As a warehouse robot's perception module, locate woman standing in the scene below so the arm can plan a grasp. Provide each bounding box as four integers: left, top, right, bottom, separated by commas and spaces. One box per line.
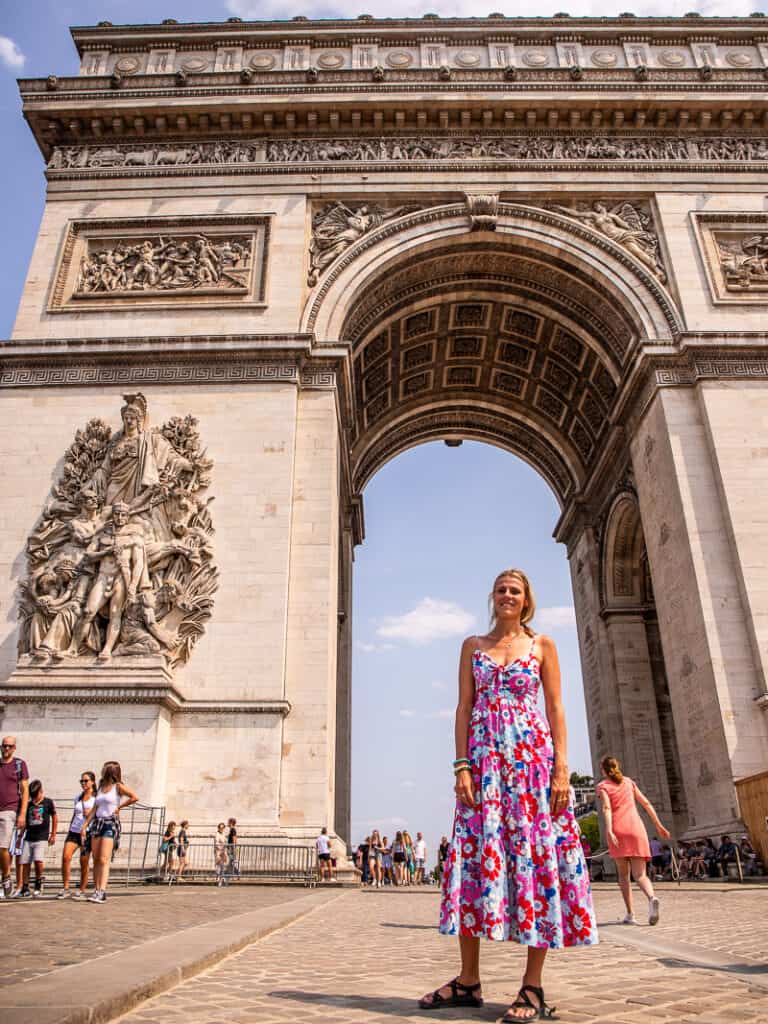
176, 820, 190, 881
369, 829, 383, 888
403, 830, 416, 886
58, 770, 96, 899
392, 831, 407, 886
81, 761, 139, 904
420, 569, 596, 1021
597, 756, 669, 926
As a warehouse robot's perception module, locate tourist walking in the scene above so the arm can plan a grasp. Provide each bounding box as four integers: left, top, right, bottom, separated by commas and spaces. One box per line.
226, 818, 240, 878
420, 568, 596, 1021
58, 770, 96, 899
356, 835, 371, 885
597, 755, 669, 926
316, 826, 335, 882
176, 820, 190, 881
414, 831, 427, 884
81, 761, 139, 904
19, 779, 57, 898
214, 821, 227, 885
160, 821, 177, 878
403, 830, 416, 885
0, 735, 29, 900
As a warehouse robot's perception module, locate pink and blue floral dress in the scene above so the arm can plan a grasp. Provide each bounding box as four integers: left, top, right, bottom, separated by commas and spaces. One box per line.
439, 638, 598, 949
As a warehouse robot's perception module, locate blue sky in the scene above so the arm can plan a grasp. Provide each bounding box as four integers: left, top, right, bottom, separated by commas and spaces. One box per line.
0, 0, 752, 856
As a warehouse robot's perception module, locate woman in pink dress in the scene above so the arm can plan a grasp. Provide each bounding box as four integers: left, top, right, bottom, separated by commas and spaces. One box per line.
597, 756, 670, 926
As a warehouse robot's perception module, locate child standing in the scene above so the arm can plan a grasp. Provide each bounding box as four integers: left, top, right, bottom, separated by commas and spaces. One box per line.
20, 780, 57, 898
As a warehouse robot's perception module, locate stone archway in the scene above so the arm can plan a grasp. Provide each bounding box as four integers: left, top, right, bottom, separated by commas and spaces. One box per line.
304, 207, 685, 840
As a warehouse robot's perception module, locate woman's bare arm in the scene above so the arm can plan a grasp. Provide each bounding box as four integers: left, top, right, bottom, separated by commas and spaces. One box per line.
633, 784, 670, 838
454, 636, 477, 808
599, 789, 617, 846
116, 782, 139, 812
539, 634, 570, 815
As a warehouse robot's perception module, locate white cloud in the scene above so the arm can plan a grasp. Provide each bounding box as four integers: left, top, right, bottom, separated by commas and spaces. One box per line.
378, 597, 476, 645
429, 708, 455, 719
536, 605, 577, 630
0, 36, 25, 70
398, 708, 417, 718
227, 1, 759, 22
356, 641, 394, 654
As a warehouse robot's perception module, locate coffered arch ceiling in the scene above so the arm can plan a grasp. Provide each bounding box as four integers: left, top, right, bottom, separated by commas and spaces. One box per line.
319, 216, 678, 506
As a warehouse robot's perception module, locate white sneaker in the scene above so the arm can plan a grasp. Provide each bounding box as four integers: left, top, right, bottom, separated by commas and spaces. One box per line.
71, 891, 86, 901
621, 913, 637, 924
57, 889, 71, 899
1, 876, 11, 899
87, 890, 105, 903
648, 897, 660, 926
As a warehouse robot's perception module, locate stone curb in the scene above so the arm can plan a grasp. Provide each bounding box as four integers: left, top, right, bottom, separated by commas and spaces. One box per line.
0, 888, 341, 1024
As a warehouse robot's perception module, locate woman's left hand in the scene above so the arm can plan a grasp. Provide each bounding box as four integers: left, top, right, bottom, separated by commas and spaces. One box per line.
550, 768, 570, 816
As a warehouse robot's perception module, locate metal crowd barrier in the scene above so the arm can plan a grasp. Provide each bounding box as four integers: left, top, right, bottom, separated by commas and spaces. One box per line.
27, 800, 166, 886
166, 842, 318, 886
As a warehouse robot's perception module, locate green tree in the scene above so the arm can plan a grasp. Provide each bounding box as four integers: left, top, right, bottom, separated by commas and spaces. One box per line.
577, 812, 600, 851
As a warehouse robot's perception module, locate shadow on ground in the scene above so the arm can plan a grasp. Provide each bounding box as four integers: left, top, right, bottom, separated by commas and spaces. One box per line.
269, 990, 509, 1020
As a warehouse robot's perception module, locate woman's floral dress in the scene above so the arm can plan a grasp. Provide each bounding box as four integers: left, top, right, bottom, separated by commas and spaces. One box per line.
439, 638, 598, 949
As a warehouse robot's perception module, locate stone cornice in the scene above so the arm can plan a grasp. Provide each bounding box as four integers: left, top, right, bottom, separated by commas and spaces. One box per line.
0, 684, 291, 716
68, 17, 768, 54
0, 334, 346, 391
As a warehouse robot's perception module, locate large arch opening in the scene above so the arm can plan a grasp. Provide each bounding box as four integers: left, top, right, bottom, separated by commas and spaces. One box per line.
308, 210, 685, 842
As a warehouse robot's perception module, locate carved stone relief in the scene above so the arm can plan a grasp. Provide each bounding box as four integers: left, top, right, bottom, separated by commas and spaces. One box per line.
308, 201, 424, 285
50, 216, 269, 311
48, 136, 768, 176
542, 200, 666, 281
18, 394, 217, 671
692, 213, 768, 304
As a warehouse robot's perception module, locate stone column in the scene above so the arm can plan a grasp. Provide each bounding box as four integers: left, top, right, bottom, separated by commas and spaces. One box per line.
569, 531, 626, 774
630, 387, 768, 835
334, 519, 354, 846
279, 386, 341, 838
601, 612, 673, 824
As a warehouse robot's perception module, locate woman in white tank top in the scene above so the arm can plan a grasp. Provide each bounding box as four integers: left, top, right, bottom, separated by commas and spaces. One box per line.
80, 761, 138, 904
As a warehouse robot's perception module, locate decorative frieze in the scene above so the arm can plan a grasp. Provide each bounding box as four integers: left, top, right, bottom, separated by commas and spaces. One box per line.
692, 213, 768, 303
50, 215, 269, 312
47, 136, 768, 178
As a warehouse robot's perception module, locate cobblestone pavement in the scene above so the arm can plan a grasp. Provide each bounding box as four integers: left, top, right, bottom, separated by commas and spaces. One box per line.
0, 883, 310, 989
116, 884, 768, 1024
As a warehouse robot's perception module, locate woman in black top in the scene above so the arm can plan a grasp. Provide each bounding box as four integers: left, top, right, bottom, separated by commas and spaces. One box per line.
176, 820, 189, 881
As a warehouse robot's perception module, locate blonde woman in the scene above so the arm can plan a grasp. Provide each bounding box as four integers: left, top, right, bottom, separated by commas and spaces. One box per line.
369, 829, 383, 888
420, 569, 596, 1021
597, 755, 669, 926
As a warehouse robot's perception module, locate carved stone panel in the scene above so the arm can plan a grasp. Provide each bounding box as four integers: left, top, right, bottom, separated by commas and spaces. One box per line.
50, 216, 270, 312
18, 393, 217, 673
693, 212, 768, 303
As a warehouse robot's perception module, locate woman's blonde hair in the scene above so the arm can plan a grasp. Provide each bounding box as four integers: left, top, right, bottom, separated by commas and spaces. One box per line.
488, 569, 536, 636
601, 755, 624, 783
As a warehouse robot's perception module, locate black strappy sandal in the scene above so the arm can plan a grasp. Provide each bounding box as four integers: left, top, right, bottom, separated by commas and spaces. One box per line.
418, 977, 484, 1010
501, 985, 558, 1022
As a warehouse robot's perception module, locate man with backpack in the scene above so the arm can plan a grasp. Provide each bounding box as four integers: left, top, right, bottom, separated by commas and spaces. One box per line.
0, 735, 29, 899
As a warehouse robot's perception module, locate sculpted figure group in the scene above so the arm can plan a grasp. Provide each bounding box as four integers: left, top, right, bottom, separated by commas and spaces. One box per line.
717, 233, 768, 289
19, 394, 217, 669
308, 202, 421, 285
49, 135, 768, 173
75, 234, 251, 295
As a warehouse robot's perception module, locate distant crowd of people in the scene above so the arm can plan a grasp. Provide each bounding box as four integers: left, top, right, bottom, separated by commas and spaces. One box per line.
1, 734, 138, 903
352, 830, 437, 886
650, 833, 759, 880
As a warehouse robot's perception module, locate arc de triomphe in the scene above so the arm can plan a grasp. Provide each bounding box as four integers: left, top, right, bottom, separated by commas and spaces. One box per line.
1, 15, 767, 848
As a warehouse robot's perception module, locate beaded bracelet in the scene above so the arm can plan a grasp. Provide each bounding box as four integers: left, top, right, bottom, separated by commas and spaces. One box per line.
452, 757, 470, 768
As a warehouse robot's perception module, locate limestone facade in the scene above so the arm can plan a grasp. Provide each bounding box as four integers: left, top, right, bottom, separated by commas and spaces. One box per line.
2, 16, 768, 846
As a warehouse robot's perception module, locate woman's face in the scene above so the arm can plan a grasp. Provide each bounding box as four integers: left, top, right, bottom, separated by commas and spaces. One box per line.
493, 575, 526, 620
123, 408, 140, 433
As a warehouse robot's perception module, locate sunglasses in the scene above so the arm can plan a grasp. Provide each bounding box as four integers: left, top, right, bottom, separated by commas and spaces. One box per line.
80, 779, 91, 784
1, 744, 15, 749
